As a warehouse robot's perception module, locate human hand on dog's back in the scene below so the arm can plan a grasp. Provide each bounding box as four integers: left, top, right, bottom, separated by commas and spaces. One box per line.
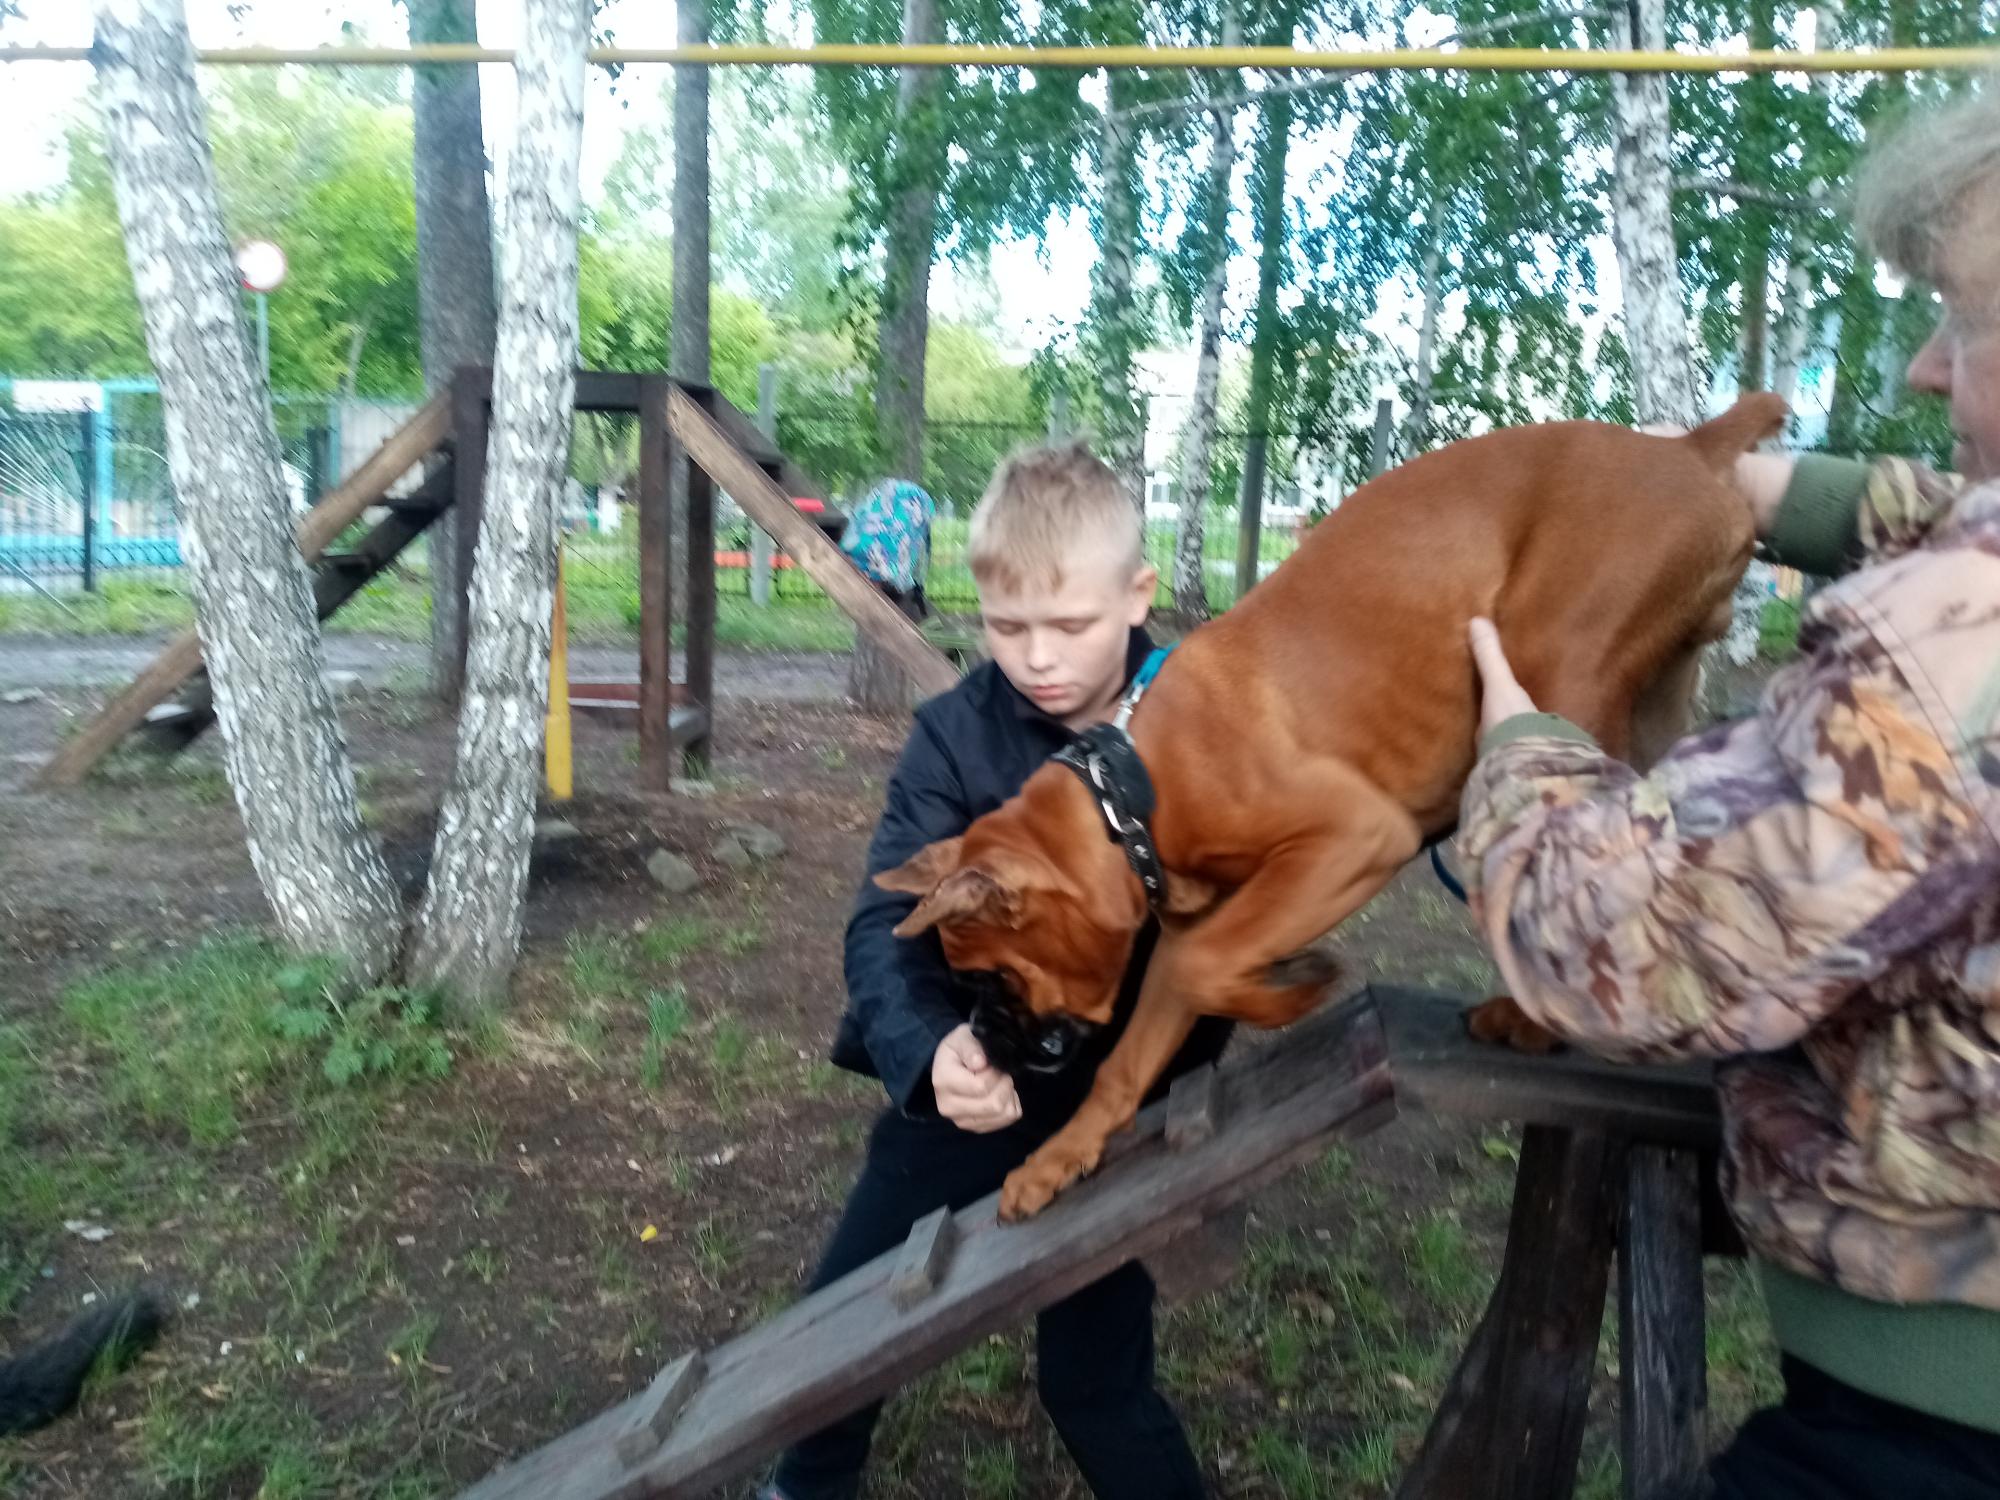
931, 1023, 1023, 1133
1638, 421, 1791, 536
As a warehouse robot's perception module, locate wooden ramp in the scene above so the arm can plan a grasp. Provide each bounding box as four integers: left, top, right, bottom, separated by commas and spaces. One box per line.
35, 370, 956, 789
453, 988, 1719, 1500
34, 395, 451, 787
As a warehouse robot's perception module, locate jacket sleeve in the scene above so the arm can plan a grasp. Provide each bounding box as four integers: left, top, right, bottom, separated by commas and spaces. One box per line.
1762, 454, 1964, 577
842, 712, 974, 1112
1457, 587, 1997, 1063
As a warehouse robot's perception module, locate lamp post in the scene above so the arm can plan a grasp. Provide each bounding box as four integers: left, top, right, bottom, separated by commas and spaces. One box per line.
234, 238, 288, 383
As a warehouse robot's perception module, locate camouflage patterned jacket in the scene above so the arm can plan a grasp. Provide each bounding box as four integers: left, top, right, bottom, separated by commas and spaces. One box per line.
1460, 455, 2000, 1311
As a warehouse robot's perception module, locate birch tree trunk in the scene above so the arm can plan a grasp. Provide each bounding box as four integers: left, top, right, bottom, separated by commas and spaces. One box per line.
93, 0, 401, 977
1233, 85, 1295, 599
1400, 206, 1447, 454
875, 0, 942, 480
409, 0, 587, 1006
1609, 0, 1763, 678
1770, 256, 1812, 422
1091, 69, 1146, 514
408, 0, 499, 704
1171, 5, 1243, 622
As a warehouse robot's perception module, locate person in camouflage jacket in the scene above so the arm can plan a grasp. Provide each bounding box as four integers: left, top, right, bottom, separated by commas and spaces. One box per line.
1458, 85, 2000, 1498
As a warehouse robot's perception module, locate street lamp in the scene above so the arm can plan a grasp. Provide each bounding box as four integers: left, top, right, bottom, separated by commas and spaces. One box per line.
234, 238, 287, 384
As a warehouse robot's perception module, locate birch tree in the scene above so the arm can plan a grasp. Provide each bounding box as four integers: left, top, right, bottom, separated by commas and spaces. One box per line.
93, 0, 401, 978
874, 0, 943, 479
1089, 68, 1147, 513
1169, 3, 1243, 620
409, 0, 588, 1002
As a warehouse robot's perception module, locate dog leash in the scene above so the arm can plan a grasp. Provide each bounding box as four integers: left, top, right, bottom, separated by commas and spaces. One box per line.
1053, 644, 1177, 909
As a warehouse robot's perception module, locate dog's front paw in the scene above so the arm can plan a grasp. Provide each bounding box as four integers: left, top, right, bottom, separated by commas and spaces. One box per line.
999, 1137, 1103, 1222
1465, 995, 1564, 1055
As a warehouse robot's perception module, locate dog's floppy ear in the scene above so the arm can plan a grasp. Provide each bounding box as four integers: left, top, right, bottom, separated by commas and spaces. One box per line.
892, 867, 1023, 938
874, 837, 966, 896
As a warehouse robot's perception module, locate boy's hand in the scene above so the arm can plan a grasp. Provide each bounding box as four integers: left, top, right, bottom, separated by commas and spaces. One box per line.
931, 1024, 1022, 1133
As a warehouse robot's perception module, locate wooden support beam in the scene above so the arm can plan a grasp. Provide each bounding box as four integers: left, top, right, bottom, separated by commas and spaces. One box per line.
887, 1207, 958, 1312
1620, 1146, 1707, 1500
1397, 1126, 1622, 1500
637, 376, 675, 794
453, 990, 1394, 1500
663, 383, 957, 699
34, 394, 450, 788
682, 394, 718, 770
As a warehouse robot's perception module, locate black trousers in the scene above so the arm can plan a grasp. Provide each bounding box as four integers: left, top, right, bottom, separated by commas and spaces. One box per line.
770, 1106, 1207, 1500
1708, 1356, 2000, 1499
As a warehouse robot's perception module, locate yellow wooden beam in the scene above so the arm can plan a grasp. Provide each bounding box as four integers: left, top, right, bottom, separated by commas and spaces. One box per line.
545, 551, 573, 804
3, 42, 1994, 74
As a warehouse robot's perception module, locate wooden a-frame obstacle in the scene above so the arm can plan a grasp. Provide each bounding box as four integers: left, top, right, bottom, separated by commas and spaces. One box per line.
33, 367, 959, 791
453, 987, 1730, 1500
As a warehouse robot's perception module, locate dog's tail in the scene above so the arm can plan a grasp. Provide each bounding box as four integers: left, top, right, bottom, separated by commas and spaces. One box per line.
0, 1290, 166, 1437
1685, 391, 1790, 467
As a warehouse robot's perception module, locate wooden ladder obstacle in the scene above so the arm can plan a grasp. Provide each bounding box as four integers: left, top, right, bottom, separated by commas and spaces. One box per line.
34, 369, 957, 791
452, 987, 1725, 1500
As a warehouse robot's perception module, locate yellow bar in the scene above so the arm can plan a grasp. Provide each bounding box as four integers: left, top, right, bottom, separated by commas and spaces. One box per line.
4, 42, 1994, 73
545, 551, 573, 804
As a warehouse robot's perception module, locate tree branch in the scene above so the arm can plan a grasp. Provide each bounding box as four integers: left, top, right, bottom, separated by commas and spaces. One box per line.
1671, 175, 1839, 213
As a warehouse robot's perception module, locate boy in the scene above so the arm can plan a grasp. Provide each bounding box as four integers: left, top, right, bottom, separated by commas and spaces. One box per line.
762, 442, 1229, 1500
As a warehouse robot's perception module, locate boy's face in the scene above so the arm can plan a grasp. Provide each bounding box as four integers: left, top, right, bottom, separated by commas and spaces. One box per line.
978, 541, 1157, 727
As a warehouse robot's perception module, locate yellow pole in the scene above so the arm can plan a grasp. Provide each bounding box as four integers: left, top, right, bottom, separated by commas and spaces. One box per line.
545, 551, 573, 803
1, 42, 1993, 73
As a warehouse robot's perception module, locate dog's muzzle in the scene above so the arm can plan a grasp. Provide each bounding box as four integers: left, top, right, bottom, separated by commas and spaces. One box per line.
964, 978, 1094, 1078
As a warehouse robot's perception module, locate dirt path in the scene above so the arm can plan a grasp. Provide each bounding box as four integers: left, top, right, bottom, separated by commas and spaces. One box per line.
0, 632, 848, 703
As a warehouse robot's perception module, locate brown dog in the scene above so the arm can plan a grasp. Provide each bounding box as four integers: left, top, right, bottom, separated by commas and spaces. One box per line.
880, 395, 1786, 1220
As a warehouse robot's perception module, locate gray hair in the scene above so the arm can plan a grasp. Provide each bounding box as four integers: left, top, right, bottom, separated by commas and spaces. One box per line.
1854, 78, 2000, 284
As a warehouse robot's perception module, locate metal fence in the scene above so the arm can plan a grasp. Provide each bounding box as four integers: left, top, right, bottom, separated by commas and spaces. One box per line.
0, 376, 343, 595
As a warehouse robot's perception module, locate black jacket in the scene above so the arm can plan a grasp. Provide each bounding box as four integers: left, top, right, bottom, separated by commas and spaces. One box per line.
832, 628, 1233, 1117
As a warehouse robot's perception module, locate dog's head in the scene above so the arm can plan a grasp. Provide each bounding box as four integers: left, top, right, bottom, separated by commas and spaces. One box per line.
875, 772, 1158, 1044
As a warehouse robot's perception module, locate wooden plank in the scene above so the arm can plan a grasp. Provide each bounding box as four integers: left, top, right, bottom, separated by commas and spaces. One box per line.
34, 396, 450, 788
614, 1353, 706, 1467
1165, 1064, 1220, 1151
572, 369, 646, 413
1397, 1126, 1621, 1500
887, 1207, 958, 1312
664, 384, 957, 699
706, 389, 820, 499
637, 377, 675, 793
142, 472, 457, 751
1379, 988, 1719, 1148
681, 396, 718, 770
1620, 1146, 1707, 1500
454, 991, 1395, 1500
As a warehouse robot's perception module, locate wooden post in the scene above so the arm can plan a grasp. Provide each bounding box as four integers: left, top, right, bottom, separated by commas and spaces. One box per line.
1049, 387, 1071, 439
750, 363, 777, 608
449, 366, 490, 703
1398, 1127, 1622, 1500
544, 550, 572, 802
1620, 1146, 1707, 1500
637, 376, 675, 794
683, 391, 719, 772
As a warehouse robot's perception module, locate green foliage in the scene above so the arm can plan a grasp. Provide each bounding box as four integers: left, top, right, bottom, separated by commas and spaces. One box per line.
63, 936, 451, 1149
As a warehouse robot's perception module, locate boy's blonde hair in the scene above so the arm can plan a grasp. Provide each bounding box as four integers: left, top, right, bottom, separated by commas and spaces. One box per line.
1855, 79, 2000, 293
967, 438, 1144, 594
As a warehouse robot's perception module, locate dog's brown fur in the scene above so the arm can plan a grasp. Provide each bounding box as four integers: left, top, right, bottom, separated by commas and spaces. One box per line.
882, 396, 1786, 1219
